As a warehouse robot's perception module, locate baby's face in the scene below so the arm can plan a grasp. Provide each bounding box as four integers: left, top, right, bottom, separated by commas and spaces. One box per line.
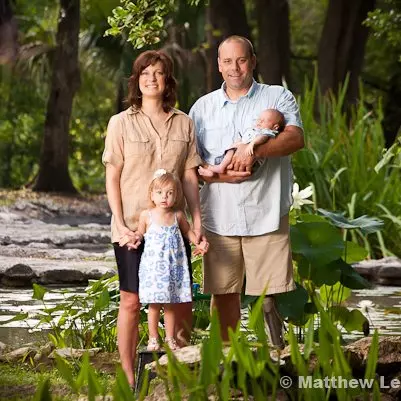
255, 110, 280, 129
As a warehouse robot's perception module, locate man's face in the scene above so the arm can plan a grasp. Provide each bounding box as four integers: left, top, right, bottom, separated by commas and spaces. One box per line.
218, 40, 256, 93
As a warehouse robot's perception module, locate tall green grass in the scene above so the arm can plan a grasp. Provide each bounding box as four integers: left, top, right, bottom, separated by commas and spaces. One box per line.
294, 79, 401, 257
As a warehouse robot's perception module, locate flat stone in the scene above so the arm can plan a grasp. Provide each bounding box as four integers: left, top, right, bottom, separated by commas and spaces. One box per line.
49, 347, 102, 359
0, 346, 37, 362
0, 256, 116, 287
1, 263, 35, 287
353, 257, 401, 284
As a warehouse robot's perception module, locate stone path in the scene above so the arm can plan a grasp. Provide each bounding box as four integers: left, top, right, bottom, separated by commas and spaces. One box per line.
0, 193, 116, 287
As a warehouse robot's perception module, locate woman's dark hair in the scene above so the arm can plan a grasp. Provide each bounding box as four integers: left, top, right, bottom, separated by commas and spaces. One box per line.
127, 50, 177, 112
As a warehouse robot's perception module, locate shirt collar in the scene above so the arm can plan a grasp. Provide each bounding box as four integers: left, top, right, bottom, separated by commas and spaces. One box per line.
127, 106, 178, 119
218, 79, 258, 108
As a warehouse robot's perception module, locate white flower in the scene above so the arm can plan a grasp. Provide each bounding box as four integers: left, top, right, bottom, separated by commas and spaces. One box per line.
357, 300, 375, 313
153, 168, 167, 179
291, 183, 314, 210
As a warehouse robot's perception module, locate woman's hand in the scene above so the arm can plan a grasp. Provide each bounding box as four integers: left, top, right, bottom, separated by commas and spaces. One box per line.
193, 238, 209, 256
118, 226, 142, 249
192, 227, 206, 245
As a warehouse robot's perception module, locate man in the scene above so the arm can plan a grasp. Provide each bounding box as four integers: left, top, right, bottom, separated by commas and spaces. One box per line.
189, 35, 304, 348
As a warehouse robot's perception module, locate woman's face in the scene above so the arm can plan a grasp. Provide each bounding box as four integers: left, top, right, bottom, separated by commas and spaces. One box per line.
138, 61, 166, 99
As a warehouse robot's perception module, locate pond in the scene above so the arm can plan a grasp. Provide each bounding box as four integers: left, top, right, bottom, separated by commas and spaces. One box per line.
0, 285, 400, 347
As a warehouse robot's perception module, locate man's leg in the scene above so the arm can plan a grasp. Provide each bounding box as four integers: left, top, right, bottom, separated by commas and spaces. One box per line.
174, 301, 192, 347
211, 293, 241, 341
117, 290, 140, 387
263, 296, 285, 349
242, 215, 295, 349
203, 230, 244, 341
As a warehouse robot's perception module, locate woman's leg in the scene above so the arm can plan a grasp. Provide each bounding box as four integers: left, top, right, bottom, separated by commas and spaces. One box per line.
173, 302, 192, 346
117, 290, 140, 387
148, 303, 161, 339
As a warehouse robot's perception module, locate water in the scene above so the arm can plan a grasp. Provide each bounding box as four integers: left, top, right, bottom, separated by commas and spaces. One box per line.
0, 285, 400, 348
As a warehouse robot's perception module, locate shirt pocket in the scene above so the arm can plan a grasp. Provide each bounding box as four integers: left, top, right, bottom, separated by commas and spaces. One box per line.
124, 131, 150, 157
168, 131, 189, 156
201, 123, 230, 155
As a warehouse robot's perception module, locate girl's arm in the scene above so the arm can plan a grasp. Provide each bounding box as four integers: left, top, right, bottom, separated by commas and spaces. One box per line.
177, 211, 209, 255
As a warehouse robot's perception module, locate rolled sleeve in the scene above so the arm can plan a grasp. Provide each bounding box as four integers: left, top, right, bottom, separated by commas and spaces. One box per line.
184, 119, 203, 169
277, 89, 303, 129
102, 115, 124, 168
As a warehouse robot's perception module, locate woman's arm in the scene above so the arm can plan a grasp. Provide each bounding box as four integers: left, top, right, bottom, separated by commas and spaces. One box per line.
105, 163, 132, 236
181, 168, 203, 240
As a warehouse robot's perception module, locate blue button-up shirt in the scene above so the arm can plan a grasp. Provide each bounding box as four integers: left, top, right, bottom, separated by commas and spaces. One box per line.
189, 80, 303, 236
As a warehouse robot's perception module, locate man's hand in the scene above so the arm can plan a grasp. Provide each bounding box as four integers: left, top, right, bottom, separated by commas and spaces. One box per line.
227, 143, 256, 172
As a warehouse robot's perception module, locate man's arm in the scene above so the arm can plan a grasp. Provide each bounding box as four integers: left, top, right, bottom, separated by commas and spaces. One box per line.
198, 167, 251, 183
228, 125, 304, 172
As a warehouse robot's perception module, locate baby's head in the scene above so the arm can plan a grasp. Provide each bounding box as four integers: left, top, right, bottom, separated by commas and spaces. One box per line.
255, 109, 285, 131
148, 169, 183, 209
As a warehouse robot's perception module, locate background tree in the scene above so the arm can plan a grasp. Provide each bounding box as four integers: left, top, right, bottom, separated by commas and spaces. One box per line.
256, 0, 290, 85
317, 0, 376, 106
33, 0, 80, 192
0, 0, 18, 65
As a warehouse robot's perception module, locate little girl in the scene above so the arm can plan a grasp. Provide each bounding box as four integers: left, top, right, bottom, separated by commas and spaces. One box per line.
120, 169, 208, 351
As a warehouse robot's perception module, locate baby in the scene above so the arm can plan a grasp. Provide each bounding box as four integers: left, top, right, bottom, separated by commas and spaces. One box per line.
199, 109, 284, 177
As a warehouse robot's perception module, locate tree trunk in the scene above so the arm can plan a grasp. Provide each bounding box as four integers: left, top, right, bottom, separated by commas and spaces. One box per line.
256, 0, 290, 86
0, 0, 18, 65
34, 0, 80, 193
206, 0, 252, 91
383, 70, 401, 148
317, 0, 376, 106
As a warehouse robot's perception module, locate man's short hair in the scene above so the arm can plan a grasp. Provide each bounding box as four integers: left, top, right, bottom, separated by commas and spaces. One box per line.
218, 35, 255, 58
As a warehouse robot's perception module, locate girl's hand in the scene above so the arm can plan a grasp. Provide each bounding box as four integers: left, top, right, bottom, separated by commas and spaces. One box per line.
193, 238, 209, 256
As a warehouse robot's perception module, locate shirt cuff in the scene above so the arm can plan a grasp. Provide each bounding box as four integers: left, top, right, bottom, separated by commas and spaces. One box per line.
102, 150, 123, 168
184, 154, 203, 170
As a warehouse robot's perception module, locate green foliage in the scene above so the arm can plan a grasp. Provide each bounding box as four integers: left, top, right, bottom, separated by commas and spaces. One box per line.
105, 0, 177, 48
294, 77, 401, 257
365, 0, 401, 59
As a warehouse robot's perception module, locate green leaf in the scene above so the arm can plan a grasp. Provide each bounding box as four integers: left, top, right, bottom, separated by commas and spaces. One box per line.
318, 208, 384, 234
0, 312, 28, 325
55, 354, 77, 392
319, 282, 351, 306
33, 377, 52, 401
343, 241, 368, 263
311, 259, 342, 287
365, 329, 379, 381
291, 221, 344, 265
276, 283, 309, 324
32, 283, 47, 301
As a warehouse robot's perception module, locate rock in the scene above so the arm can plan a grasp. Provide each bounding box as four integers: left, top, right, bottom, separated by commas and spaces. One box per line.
345, 336, 401, 376
0, 341, 8, 353
0, 255, 116, 287
353, 257, 401, 284
1, 263, 36, 287
49, 347, 102, 360
0, 346, 37, 362
41, 269, 86, 284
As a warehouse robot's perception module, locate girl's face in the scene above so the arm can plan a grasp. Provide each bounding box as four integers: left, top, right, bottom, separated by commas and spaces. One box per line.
138, 61, 166, 99
151, 184, 176, 209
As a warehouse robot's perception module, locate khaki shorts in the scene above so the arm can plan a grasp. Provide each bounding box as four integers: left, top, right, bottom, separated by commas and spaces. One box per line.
203, 215, 295, 296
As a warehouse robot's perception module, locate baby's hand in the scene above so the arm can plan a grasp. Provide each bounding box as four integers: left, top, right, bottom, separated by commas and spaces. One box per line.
193, 238, 209, 256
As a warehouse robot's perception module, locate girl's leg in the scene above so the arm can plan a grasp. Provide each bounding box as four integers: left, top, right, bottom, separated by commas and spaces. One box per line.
148, 303, 161, 339
164, 304, 179, 350
164, 304, 176, 339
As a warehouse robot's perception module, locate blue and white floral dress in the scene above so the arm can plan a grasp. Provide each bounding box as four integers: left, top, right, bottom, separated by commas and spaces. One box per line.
138, 211, 192, 304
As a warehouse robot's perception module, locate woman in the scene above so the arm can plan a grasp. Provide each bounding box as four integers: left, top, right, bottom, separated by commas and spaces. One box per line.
102, 50, 203, 387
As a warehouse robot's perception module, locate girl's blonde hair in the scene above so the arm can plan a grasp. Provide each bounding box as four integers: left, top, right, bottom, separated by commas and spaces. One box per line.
148, 172, 183, 209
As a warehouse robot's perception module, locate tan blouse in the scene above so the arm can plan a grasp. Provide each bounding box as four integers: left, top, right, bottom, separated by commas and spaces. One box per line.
102, 107, 202, 243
